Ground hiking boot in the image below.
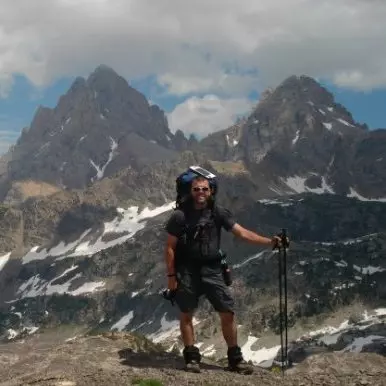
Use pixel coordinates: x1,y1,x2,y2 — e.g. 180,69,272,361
184,359,201,373
227,359,254,374
226,345,254,375
183,345,201,373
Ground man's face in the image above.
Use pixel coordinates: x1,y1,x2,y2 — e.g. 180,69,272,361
191,178,211,206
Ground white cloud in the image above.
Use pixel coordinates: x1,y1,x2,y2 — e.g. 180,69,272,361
167,95,254,137
0,0,386,97
0,73,13,98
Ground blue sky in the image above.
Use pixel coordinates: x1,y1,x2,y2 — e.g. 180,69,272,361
1,0,386,153
0,74,384,153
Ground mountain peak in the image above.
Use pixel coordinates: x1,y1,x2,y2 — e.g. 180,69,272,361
272,74,335,106
93,64,119,75
2,65,178,192
87,64,123,86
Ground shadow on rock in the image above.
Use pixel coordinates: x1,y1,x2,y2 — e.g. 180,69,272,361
118,348,224,371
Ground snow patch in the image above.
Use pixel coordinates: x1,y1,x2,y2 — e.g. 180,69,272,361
335,260,348,268
347,188,386,203
283,175,334,195
0,252,11,272
303,319,350,339
16,265,105,299
25,326,39,335
70,281,105,295
65,336,78,342
268,185,286,195
353,265,385,275
111,311,134,332
318,109,326,115
69,202,174,257
337,118,354,127
327,107,334,112
7,329,18,340
342,335,385,353
225,134,238,147
333,283,356,291
241,335,280,366
233,251,266,269
147,313,200,344
323,122,333,131
22,229,92,264
258,198,293,207
292,130,300,145
202,344,216,357
90,137,118,181
34,142,50,158
284,176,307,193
147,314,180,343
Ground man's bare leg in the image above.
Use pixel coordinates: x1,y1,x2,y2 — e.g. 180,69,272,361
219,311,237,346
180,312,201,372
219,311,253,374
180,312,195,346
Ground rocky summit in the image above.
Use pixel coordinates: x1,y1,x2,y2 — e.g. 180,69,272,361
0,66,385,384
0,65,190,197
200,75,386,200
1,330,386,386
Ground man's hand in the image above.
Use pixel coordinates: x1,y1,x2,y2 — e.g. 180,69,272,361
271,235,290,249
271,235,281,249
167,276,178,291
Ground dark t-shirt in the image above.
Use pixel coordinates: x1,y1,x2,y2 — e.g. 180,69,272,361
165,205,236,261
166,205,235,237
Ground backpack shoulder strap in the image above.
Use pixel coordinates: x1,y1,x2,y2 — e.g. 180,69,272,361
211,204,222,251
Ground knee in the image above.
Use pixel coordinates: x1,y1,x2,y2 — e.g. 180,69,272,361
219,311,234,324
180,312,194,324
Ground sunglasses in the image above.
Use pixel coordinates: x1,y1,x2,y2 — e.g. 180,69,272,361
192,187,210,192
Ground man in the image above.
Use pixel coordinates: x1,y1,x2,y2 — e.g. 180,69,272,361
164,174,282,374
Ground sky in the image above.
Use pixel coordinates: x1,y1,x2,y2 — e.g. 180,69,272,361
0,0,386,154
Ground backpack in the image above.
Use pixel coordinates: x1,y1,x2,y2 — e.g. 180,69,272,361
175,205,223,262
174,166,222,261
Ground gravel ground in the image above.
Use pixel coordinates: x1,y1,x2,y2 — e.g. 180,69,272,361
0,332,386,386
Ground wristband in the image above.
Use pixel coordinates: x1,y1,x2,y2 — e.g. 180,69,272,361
167,274,176,277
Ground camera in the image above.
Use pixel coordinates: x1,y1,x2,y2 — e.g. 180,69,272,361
220,250,232,286
161,288,177,305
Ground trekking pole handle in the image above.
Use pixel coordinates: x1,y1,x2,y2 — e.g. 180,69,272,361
277,229,290,249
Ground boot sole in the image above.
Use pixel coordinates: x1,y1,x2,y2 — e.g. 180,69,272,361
225,366,254,375
184,367,201,373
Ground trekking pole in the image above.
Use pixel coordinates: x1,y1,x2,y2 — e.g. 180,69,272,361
277,229,290,375
282,229,289,372
277,237,284,375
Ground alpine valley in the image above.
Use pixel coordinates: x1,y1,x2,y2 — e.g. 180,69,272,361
0,65,386,385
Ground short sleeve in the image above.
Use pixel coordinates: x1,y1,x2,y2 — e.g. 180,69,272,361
216,206,236,232
165,209,185,237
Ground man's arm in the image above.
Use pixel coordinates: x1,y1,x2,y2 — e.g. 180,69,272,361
164,233,178,276
231,223,273,247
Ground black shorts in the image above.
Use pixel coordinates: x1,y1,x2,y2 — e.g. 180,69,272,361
174,261,234,313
